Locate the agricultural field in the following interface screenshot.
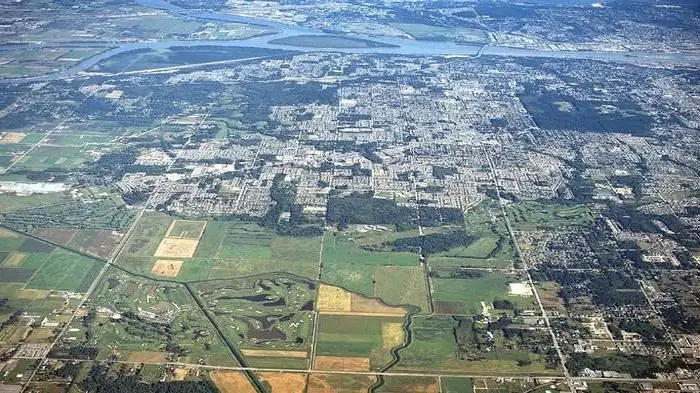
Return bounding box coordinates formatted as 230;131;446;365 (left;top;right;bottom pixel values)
10;145;96;171
314;313;406;371
376;375;439;393
430;269;536;315
307;373;377;393
210;371;257;393
395;315;559;375
258;372;308;393
0;191;74;214
320;232;418;297
25;251;103;292
373;266;430;313
441;377;474;393
392;23;489;44
0;230;103;293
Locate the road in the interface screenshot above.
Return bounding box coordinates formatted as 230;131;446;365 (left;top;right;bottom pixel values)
482;145;574;392
17;196;150;393
15;356;700;384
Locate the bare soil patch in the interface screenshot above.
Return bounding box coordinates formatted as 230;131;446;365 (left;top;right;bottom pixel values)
150;259;183;277
154;238;199;258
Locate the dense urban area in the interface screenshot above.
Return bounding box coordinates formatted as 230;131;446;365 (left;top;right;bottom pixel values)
0;0;699;392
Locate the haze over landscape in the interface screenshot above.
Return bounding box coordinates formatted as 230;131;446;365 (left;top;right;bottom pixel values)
0;0;699;392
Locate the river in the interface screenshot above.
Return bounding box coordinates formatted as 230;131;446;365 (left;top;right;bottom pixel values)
1;0;698;84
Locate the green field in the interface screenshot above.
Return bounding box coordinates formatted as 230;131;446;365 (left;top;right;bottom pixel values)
316;314;404;368
117;219;321;280
431;270;535;315
396;316;556;375
376;375;439;393
321;234;418;296
14;146;95;170
392;23;488;44
441;377;474;393
374;266;430;313
431;200;516;269
120;212;173;258
507;201;594;230
166;220;207;239
25;250;103;292
44;133;116;145
199;221;321;279
0;192;73;214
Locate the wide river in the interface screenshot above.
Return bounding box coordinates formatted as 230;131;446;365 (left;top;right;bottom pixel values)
1;0;698;83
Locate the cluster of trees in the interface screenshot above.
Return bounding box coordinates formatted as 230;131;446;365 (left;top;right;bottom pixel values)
78;364;218;393
661;307;700;334
259;175;323;237
327;192;418;230
327;193;464;232
608;319;667;342
0;310;21;331
82;149;138;185
535;270;646;308
429;268;484;279
566;352;682;378
432;165;458;180
48;345;99;360
390;230;471;255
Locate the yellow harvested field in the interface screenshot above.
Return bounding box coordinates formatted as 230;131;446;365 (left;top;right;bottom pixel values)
210;371;257;393
0;132;26;144
258;372;307;393
313;356;370;372
307;373;376;393
18;289;50;299
2;252;26;267
127;351;167;363
382;322;404;349
154;238;199;258
350;294;405;316
151;259;184;277
317;284;351;313
242;349;307;358
317;285;405;316
172;368;189;381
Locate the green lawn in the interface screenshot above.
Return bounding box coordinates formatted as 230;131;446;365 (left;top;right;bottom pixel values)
431;271;534;315
507;201;594;230
25;251;103;292
374;266;430;313
321;235;418;297
441;377;474;393
119;213;172;258
15;146;93;170
166;220;206;239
